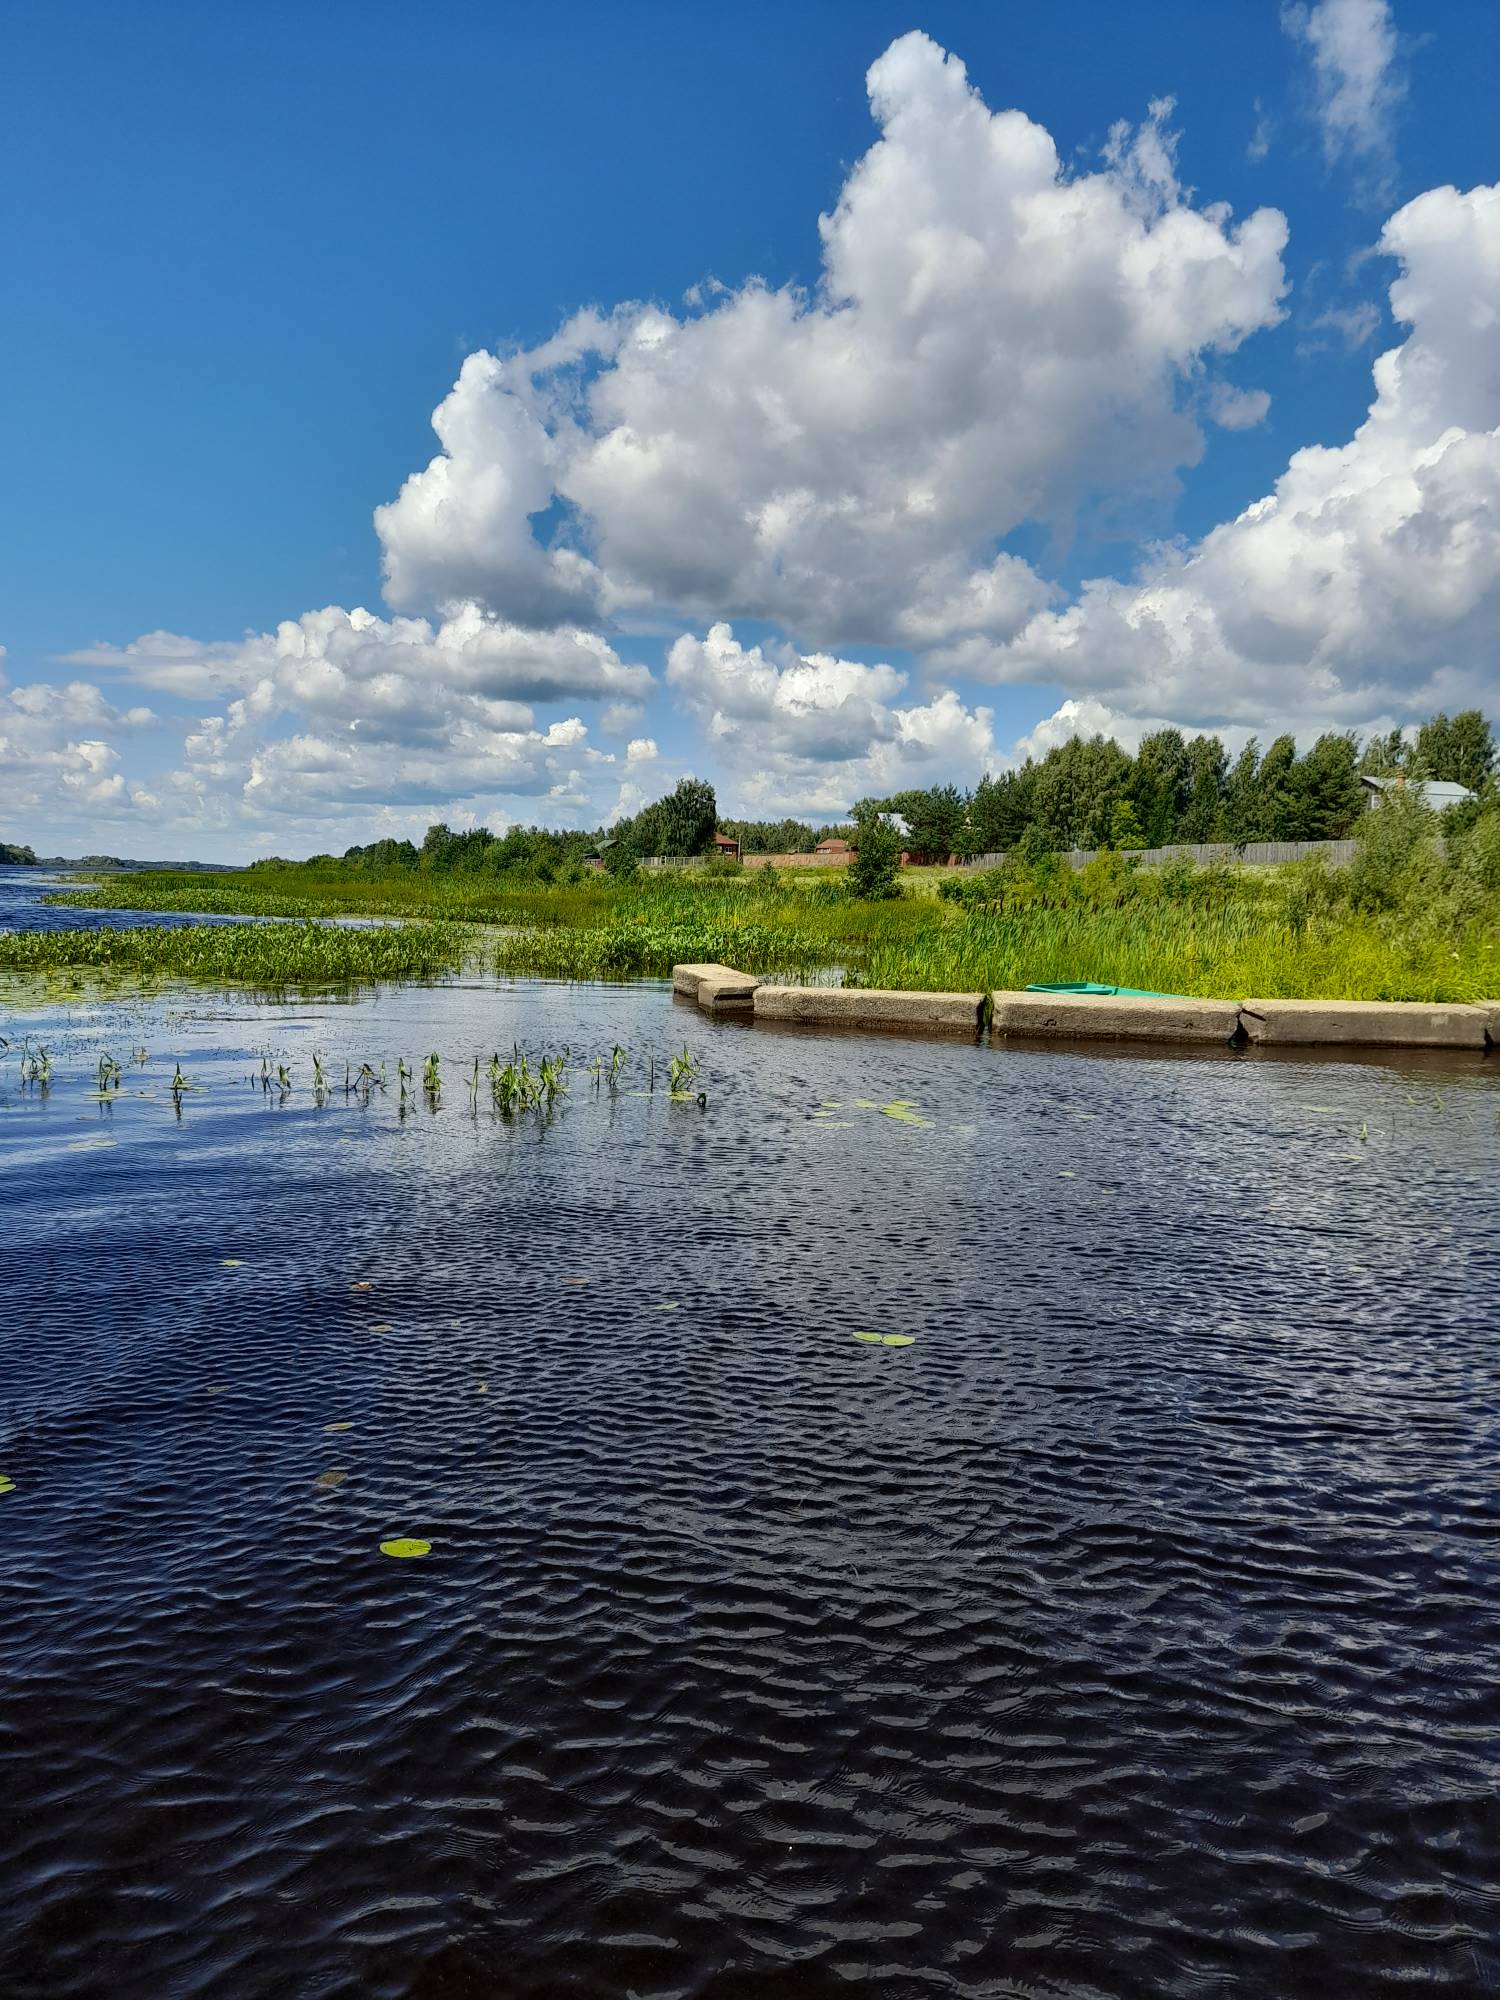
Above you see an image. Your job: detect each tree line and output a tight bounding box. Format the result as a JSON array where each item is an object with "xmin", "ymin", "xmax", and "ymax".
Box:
[
  {"xmin": 245, "ymin": 708, "xmax": 1494, "ymax": 879},
  {"xmin": 793, "ymin": 709, "xmax": 1495, "ymax": 860}
]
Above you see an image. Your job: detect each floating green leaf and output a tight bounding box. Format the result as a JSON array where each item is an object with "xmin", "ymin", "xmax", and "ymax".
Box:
[
  {"xmin": 655, "ymin": 1300, "xmax": 680, "ymax": 1312},
  {"xmin": 222, "ymin": 1258, "xmax": 243, "ymax": 1268},
  {"xmin": 367, "ymin": 1322, "xmax": 393, "ymax": 1334},
  {"xmin": 324, "ymin": 1421, "xmax": 353, "ymax": 1433},
  {"xmin": 852, "ymin": 1332, "xmax": 914, "ymax": 1347},
  {"xmin": 380, "ymin": 1537, "xmax": 431, "ymax": 1559},
  {"xmin": 0, "ymin": 1476, "xmax": 15, "ymax": 1495},
  {"xmin": 316, "ymin": 1468, "xmax": 347, "ymax": 1489},
  {"xmin": 880, "ymin": 1102, "xmax": 931, "ymax": 1127}
]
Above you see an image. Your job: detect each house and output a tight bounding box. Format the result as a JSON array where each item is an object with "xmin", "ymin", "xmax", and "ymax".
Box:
[
  {"xmin": 711, "ymin": 831, "xmax": 740, "ymax": 860},
  {"xmin": 1360, "ymin": 774, "xmax": 1477, "ymax": 812},
  {"xmin": 813, "ymin": 837, "xmax": 853, "ymax": 859}
]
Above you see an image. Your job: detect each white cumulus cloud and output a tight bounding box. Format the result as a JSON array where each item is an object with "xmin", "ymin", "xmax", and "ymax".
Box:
[
  {"xmin": 375, "ymin": 31, "xmax": 1286, "ymax": 662},
  {"xmin": 0, "ymin": 675, "xmax": 159, "ymax": 824},
  {"xmin": 973, "ymin": 181, "xmax": 1500, "ymax": 737},
  {"xmin": 666, "ymin": 622, "xmax": 995, "ymax": 817}
]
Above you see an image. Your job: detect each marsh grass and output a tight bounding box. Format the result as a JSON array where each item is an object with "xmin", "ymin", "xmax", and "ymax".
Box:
[
  {"xmin": 23, "ymin": 826, "xmax": 1500, "ymax": 1002},
  {"xmin": 0, "ymin": 919, "xmax": 472, "ymax": 992}
]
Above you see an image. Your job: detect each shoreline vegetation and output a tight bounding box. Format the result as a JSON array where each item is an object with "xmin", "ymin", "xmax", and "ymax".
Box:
[{"xmin": 10, "ymin": 782, "xmax": 1499, "ymax": 1003}]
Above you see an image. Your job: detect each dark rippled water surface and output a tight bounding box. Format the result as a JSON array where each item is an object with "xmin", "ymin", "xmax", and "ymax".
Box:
[{"xmin": 4, "ymin": 966, "xmax": 1500, "ymax": 1998}]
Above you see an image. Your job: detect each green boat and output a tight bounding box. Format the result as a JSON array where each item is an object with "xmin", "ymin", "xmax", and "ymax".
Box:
[{"xmin": 1025, "ymin": 981, "xmax": 1184, "ymax": 998}]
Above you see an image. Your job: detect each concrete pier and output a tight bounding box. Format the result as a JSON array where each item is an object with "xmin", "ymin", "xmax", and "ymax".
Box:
[
  {"xmin": 671, "ymin": 965, "xmax": 1498, "ymax": 1052},
  {"xmin": 751, "ymin": 985, "xmax": 986, "ymax": 1036},
  {"xmin": 990, "ymin": 991, "xmax": 1241, "ymax": 1045},
  {"xmin": 1239, "ymin": 998, "xmax": 1491, "ymax": 1049}
]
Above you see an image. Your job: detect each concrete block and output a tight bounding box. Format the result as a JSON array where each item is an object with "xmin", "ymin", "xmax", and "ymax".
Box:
[
  {"xmin": 672, "ymin": 962, "xmax": 742, "ymax": 999},
  {"xmin": 1239, "ymin": 998, "xmax": 1490, "ymax": 1048},
  {"xmin": 990, "ymin": 991, "xmax": 1241, "ymax": 1044},
  {"xmin": 753, "ymin": 985, "xmax": 985, "ymax": 1036},
  {"xmin": 696, "ymin": 970, "xmax": 759, "ymax": 1013},
  {"xmin": 1481, "ymin": 1002, "xmax": 1500, "ymax": 1046}
]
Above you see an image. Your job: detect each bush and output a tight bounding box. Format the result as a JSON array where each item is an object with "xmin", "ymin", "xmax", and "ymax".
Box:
[
  {"xmin": 847, "ymin": 808, "xmax": 903, "ymax": 900},
  {"xmin": 1348, "ymin": 788, "xmax": 1436, "ymax": 910}
]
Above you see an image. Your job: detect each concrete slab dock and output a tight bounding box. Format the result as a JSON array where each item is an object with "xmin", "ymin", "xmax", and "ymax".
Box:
[
  {"xmin": 991, "ymin": 991, "xmax": 1242, "ymax": 1044},
  {"xmin": 752, "ymin": 985, "xmax": 986, "ymax": 1036},
  {"xmin": 1239, "ymin": 998, "xmax": 1491, "ymax": 1048}
]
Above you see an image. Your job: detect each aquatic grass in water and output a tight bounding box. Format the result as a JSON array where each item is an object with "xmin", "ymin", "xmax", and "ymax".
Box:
[{"xmin": 0, "ymin": 919, "xmax": 473, "ymax": 993}]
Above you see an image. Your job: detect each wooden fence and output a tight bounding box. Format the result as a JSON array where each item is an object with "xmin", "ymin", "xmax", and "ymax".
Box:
[
  {"xmin": 643, "ymin": 838, "xmax": 1360, "ymax": 871},
  {"xmin": 962, "ymin": 838, "xmax": 1359, "ymax": 870}
]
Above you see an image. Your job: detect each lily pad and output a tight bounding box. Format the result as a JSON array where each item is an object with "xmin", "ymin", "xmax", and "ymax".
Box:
[
  {"xmin": 0, "ymin": 1476, "xmax": 15, "ymax": 1495},
  {"xmin": 380, "ymin": 1537, "xmax": 431, "ymax": 1559},
  {"xmin": 655, "ymin": 1300, "xmax": 680, "ymax": 1312},
  {"xmin": 205, "ymin": 1384, "xmax": 228, "ymax": 1395},
  {"xmin": 315, "ymin": 1468, "xmax": 347, "ymax": 1489},
  {"xmin": 880, "ymin": 1103, "xmax": 932, "ymax": 1127},
  {"xmin": 477, "ymin": 1382, "xmax": 488, "ymax": 1394},
  {"xmin": 324, "ymin": 1421, "xmax": 353, "ymax": 1433},
  {"xmin": 222, "ymin": 1258, "xmax": 243, "ymax": 1268},
  {"xmin": 852, "ymin": 1332, "xmax": 914, "ymax": 1347},
  {"xmin": 367, "ymin": 1322, "xmax": 394, "ymax": 1334}
]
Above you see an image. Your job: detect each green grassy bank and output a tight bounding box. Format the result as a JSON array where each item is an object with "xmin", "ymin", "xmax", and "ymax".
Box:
[{"xmin": 19, "ymin": 800, "xmax": 1500, "ymax": 1002}]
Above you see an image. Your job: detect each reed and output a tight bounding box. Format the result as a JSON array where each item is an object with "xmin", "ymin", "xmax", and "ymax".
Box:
[
  {"xmin": 19, "ymin": 835, "xmax": 1500, "ymax": 1003},
  {"xmin": 0, "ymin": 919, "xmax": 472, "ymax": 991}
]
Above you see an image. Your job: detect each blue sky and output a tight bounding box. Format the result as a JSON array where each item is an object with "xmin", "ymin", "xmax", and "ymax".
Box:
[{"xmin": 3, "ymin": 0, "xmax": 1498, "ymax": 858}]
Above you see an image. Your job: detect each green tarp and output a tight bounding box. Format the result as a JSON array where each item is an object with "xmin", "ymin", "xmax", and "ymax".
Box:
[{"xmin": 1025, "ymin": 981, "xmax": 1183, "ymax": 998}]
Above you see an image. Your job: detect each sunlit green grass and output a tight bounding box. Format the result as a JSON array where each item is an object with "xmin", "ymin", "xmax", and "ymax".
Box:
[
  {"xmin": 0, "ymin": 919, "xmax": 472, "ymax": 993},
  {"xmin": 28, "ymin": 857, "xmax": 1500, "ymax": 1002}
]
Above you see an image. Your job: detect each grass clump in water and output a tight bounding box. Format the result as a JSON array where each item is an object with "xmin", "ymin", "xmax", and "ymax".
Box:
[{"xmin": 0, "ymin": 919, "xmax": 472, "ymax": 993}]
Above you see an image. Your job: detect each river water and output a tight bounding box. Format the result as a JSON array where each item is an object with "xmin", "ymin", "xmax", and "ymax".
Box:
[{"xmin": 3, "ymin": 870, "xmax": 1500, "ymax": 1997}]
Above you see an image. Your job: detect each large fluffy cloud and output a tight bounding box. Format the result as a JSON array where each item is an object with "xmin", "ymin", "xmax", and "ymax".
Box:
[
  {"xmin": 0, "ymin": 661, "xmax": 160, "ymax": 824},
  {"xmin": 376, "ymin": 31, "xmax": 1287, "ymax": 659},
  {"xmin": 58, "ymin": 604, "xmax": 655, "ymax": 828},
  {"xmin": 66, "ymin": 604, "xmax": 650, "ymax": 720},
  {"xmin": 39, "ymin": 609, "xmax": 656, "ymax": 843},
  {"xmin": 977, "ymin": 181, "xmax": 1500, "ymax": 735},
  {"xmin": 666, "ymin": 622, "xmax": 995, "ymax": 817}
]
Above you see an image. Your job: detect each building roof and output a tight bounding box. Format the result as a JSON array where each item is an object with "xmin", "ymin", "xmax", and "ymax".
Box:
[
  {"xmin": 814, "ymin": 837, "xmax": 852, "ymax": 852},
  {"xmin": 1360, "ymin": 774, "xmax": 1477, "ymax": 807}
]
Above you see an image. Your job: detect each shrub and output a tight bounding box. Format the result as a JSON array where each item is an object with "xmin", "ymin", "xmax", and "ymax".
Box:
[{"xmin": 847, "ymin": 807, "xmax": 903, "ymax": 900}]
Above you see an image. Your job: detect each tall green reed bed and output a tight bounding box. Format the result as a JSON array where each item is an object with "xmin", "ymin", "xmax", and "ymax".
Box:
[
  {"xmin": 0, "ymin": 919, "xmax": 472, "ymax": 992},
  {"xmin": 47, "ymin": 867, "xmax": 614, "ymax": 929},
  {"xmin": 863, "ymin": 904, "xmax": 1500, "ymax": 1002},
  {"xmin": 27, "ymin": 810, "xmax": 1500, "ymax": 1002}
]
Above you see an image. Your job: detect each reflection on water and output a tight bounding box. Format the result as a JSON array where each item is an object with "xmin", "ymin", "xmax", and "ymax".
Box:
[{"xmin": 3, "ymin": 967, "xmax": 1500, "ymax": 1998}]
